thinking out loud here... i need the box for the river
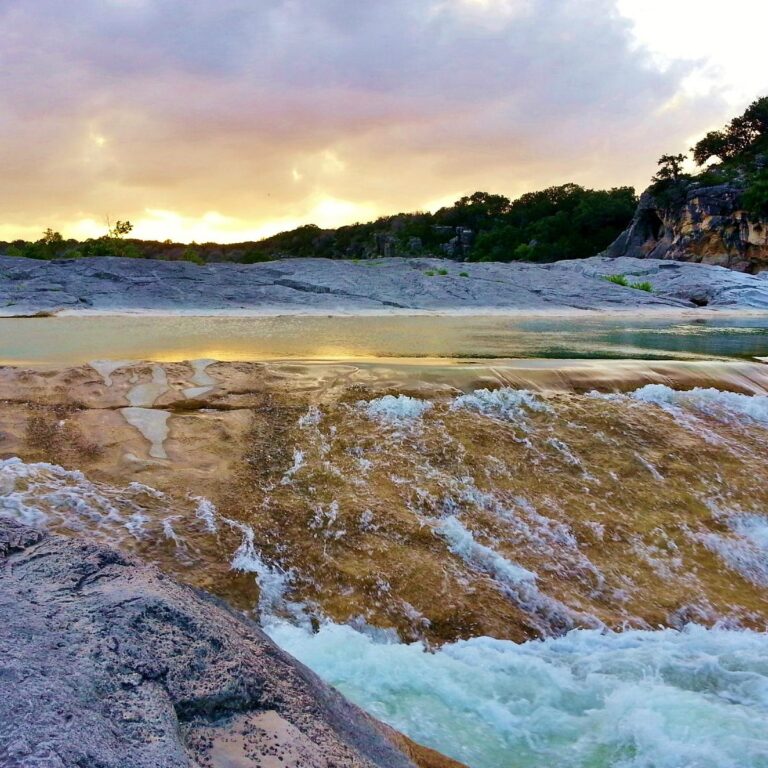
[1,313,768,767]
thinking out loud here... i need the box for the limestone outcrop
[0,517,462,768]
[4,252,768,314]
[605,182,768,273]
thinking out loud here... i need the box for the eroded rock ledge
[0,518,463,768]
[604,182,768,274]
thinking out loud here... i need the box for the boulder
[0,517,464,768]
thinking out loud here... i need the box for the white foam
[452,388,550,425]
[0,457,167,542]
[281,449,305,485]
[298,405,322,429]
[631,384,768,427]
[635,452,665,481]
[434,515,575,634]
[268,621,768,768]
[694,511,768,588]
[192,496,218,533]
[443,480,603,590]
[363,395,432,426]
[546,436,583,467]
[223,516,291,616]
[161,516,185,551]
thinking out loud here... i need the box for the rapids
[3,357,768,766]
[268,620,768,768]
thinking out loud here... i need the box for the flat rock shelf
[3,254,768,316]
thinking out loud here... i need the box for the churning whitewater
[268,620,768,768]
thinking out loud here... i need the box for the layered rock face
[0,518,461,768]
[605,183,768,273]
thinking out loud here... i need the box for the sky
[1,0,766,244]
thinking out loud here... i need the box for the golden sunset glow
[0,0,766,243]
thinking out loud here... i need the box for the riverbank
[3,254,768,316]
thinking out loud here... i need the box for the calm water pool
[2,314,768,365]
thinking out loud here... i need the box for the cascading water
[3,379,768,767]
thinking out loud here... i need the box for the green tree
[692,96,768,165]
[7,228,69,260]
[469,185,636,263]
[75,218,139,259]
[653,154,687,183]
[435,191,511,231]
[692,131,730,166]
[108,219,133,239]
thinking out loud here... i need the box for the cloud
[0,0,743,242]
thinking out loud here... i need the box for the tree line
[3,185,638,264]
[652,96,768,216]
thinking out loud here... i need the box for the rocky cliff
[0,518,463,768]
[605,182,768,273]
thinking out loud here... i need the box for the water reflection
[1,313,768,365]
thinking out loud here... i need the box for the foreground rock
[0,518,462,768]
[3,253,768,315]
[604,182,768,273]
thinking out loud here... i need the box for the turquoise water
[269,621,768,768]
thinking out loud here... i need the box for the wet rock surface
[0,517,458,768]
[3,253,768,315]
[3,360,768,648]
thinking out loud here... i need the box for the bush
[424,270,436,276]
[241,250,274,264]
[631,281,653,292]
[182,247,204,265]
[459,271,469,277]
[437,268,448,275]
[744,170,768,217]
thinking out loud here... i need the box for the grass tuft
[603,274,653,293]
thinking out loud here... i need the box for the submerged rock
[0,517,463,768]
